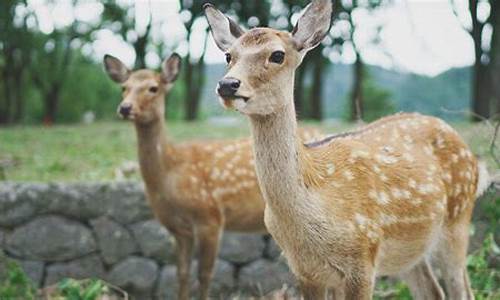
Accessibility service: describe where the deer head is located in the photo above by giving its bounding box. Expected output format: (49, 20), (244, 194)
(103, 53), (181, 124)
(204, 0), (332, 116)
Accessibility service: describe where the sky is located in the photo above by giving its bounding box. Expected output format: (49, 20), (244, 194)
(27, 0), (480, 76)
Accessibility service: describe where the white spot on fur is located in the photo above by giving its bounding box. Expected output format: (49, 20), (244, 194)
(423, 145), (433, 156)
(378, 191), (390, 204)
(376, 154), (398, 164)
(409, 179), (417, 189)
(343, 170), (354, 181)
(326, 163), (335, 175)
(402, 153), (415, 162)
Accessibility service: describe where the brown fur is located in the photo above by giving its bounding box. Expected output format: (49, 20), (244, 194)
(206, 0), (482, 298)
(104, 54), (323, 300)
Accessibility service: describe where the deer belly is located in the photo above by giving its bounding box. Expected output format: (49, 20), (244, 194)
(375, 224), (443, 276)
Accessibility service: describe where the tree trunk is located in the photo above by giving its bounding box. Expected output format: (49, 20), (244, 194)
(43, 85), (61, 125)
(490, 0), (500, 117)
(184, 29), (209, 121)
(13, 69), (24, 122)
(470, 0), (491, 121)
(351, 51), (364, 122)
(310, 47), (325, 120)
(294, 65), (306, 119)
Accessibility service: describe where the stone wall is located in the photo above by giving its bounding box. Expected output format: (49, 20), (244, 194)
(1, 182), (497, 299)
(0, 182), (294, 299)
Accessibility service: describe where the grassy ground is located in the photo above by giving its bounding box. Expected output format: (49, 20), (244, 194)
(0, 119), (497, 182)
(0, 119), (499, 299)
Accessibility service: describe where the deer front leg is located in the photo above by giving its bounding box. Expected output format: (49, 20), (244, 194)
(196, 224), (222, 300)
(343, 271), (375, 300)
(174, 230), (194, 300)
(300, 281), (327, 300)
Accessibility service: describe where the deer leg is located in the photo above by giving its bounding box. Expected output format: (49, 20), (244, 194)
(343, 272), (375, 300)
(174, 230), (194, 300)
(196, 224), (222, 300)
(299, 281), (327, 300)
(400, 259), (444, 300)
(436, 221), (474, 300)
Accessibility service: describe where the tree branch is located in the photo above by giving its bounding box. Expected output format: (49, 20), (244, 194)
(449, 0), (473, 35)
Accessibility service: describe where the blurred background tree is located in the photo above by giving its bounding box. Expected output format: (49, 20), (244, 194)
(451, 0), (499, 120)
(0, 0), (496, 125)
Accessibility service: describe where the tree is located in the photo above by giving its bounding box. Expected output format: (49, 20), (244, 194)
(490, 2), (500, 116)
(451, 0), (498, 120)
(101, 1), (153, 69)
(0, 0), (34, 124)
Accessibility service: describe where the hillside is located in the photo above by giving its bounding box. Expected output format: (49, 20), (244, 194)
(200, 63), (472, 121)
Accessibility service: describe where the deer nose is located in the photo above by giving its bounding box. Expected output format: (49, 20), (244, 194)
(119, 103), (132, 118)
(217, 77), (241, 98)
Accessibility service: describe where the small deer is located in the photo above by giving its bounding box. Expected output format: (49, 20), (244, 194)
(205, 1), (490, 299)
(103, 53), (321, 299)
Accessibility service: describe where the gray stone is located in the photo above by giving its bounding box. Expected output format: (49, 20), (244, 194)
(218, 233), (266, 264)
(6, 215), (97, 261)
(0, 182), (152, 228)
(44, 254), (105, 285)
(239, 259), (295, 295)
(0, 183), (46, 227)
(107, 256), (158, 300)
(156, 259), (235, 299)
(90, 216), (137, 265)
(15, 259), (45, 287)
(264, 237), (282, 260)
(99, 182), (153, 224)
(130, 220), (176, 263)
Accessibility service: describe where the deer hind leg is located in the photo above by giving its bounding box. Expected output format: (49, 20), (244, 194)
(400, 259), (444, 300)
(436, 221), (474, 300)
(173, 229), (195, 300)
(196, 223), (222, 300)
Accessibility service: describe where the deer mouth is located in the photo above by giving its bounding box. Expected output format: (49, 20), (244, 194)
(220, 95), (250, 110)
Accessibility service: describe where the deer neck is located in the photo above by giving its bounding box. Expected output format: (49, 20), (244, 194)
(249, 100), (309, 215)
(134, 119), (176, 195)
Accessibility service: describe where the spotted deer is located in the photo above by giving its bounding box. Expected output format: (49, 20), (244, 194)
(103, 53), (322, 299)
(205, 1), (490, 299)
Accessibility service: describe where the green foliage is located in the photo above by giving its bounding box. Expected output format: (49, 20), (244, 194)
(343, 71), (396, 122)
(57, 279), (106, 300)
(467, 234), (500, 299)
(0, 259), (36, 300)
(362, 77), (397, 122)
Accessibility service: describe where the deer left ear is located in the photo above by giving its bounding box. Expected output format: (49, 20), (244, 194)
(292, 0), (333, 52)
(161, 53), (182, 84)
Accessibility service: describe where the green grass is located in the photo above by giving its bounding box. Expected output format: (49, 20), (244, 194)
(0, 120), (496, 182)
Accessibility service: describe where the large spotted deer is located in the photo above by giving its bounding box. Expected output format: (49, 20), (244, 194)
(103, 53), (321, 299)
(205, 1), (490, 299)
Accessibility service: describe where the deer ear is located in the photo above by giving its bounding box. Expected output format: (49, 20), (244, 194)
(204, 3), (245, 52)
(161, 53), (182, 84)
(291, 0), (333, 52)
(103, 54), (130, 83)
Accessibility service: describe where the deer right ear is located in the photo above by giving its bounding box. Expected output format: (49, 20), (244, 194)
(204, 3), (244, 52)
(103, 54), (130, 83)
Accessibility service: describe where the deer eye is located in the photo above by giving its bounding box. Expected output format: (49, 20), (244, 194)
(225, 53), (231, 64)
(149, 86), (158, 93)
(121, 86), (126, 93)
(269, 51), (285, 64)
